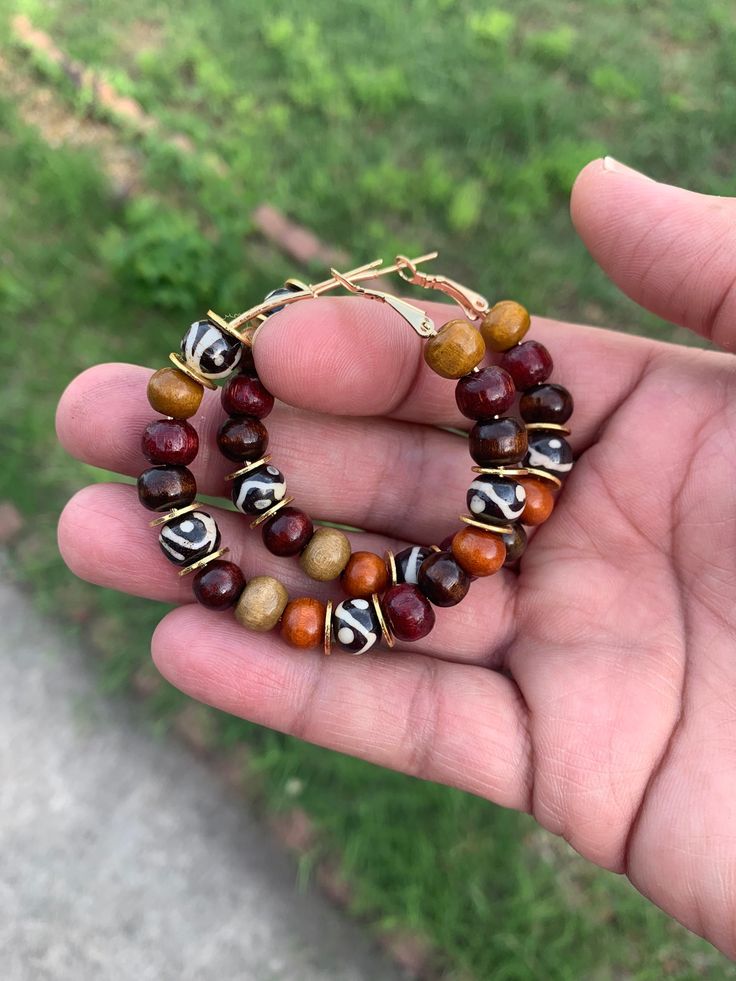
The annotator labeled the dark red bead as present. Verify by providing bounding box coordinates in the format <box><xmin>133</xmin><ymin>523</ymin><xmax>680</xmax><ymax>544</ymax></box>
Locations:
<box><xmin>261</xmin><ymin>506</ymin><xmax>314</xmax><ymax>557</ymax></box>
<box><xmin>438</xmin><ymin>534</ymin><xmax>455</xmax><ymax>552</ymax></box>
<box><xmin>501</xmin><ymin>524</ymin><xmax>528</xmax><ymax>567</ymax></box>
<box><xmin>500</xmin><ymin>340</ymin><xmax>553</xmax><ymax>390</ymax></box>
<box><xmin>382</xmin><ymin>584</ymin><xmax>436</xmax><ymax>642</ymax></box>
<box><xmin>221</xmin><ymin>373</ymin><xmax>274</xmax><ymax>419</ymax></box>
<box><xmin>137</xmin><ymin>465</ymin><xmax>196</xmax><ymax>512</ymax></box>
<box><xmin>238</xmin><ymin>346</ymin><xmax>256</xmax><ymax>374</ymax></box>
<box><xmin>141</xmin><ymin>418</ymin><xmax>199</xmax><ymax>466</ymax></box>
<box><xmin>417</xmin><ymin>552</ymin><xmax>471</xmax><ymax>607</ymax></box>
<box><xmin>216</xmin><ymin>417</ymin><xmax>269</xmax><ymax>462</ymax></box>
<box><xmin>469</xmin><ymin>417</ymin><xmax>527</xmax><ymax>466</ymax></box>
<box><xmin>192</xmin><ymin>560</ymin><xmax>245</xmax><ymax>610</ymax></box>
<box><xmin>455</xmin><ymin>366</ymin><xmax>516</xmax><ymax>420</ymax></box>
<box><xmin>520</xmin><ymin>383</ymin><xmax>573</xmax><ymax>424</ymax></box>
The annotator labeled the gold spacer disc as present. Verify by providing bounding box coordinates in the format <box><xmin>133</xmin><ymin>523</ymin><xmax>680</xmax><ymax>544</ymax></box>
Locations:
<box><xmin>324</xmin><ymin>599</ymin><xmax>333</xmax><ymax>656</ymax></box>
<box><xmin>248</xmin><ymin>496</ymin><xmax>294</xmax><ymax>529</ymax></box>
<box><xmin>430</xmin><ymin>544</ymin><xmax>442</xmax><ymax>553</ymax></box>
<box><xmin>524</xmin><ymin>422</ymin><xmax>571</xmax><ymax>434</ymax></box>
<box><xmin>384</xmin><ymin>549</ymin><xmax>397</xmax><ymax>587</ymax></box>
<box><xmin>225</xmin><ymin>455</ymin><xmax>272</xmax><ymax>481</ymax></box>
<box><xmin>168</xmin><ymin>352</ymin><xmax>217</xmax><ymax>391</ymax></box>
<box><xmin>371</xmin><ymin>593</ymin><xmax>395</xmax><ymax>649</ymax></box>
<box><xmin>206</xmin><ymin>308</ymin><xmax>245</xmax><ymax>343</ymax></box>
<box><xmin>471</xmin><ymin>466</ymin><xmax>529</xmax><ymax>477</ymax></box>
<box><xmin>149</xmin><ymin>501</ymin><xmax>204</xmax><ymax>527</ymax></box>
<box><xmin>459</xmin><ymin>514</ymin><xmax>514</xmax><ymax>536</ymax></box>
<box><xmin>523</xmin><ymin>467</ymin><xmax>563</xmax><ymax>489</ymax></box>
<box><xmin>284</xmin><ymin>278</ymin><xmax>314</xmax><ymax>295</ymax></box>
<box><xmin>178</xmin><ymin>546</ymin><xmax>230</xmax><ymax>577</ymax></box>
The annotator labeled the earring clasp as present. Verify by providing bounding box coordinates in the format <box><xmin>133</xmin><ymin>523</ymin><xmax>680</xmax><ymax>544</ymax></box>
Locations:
<box><xmin>395</xmin><ymin>254</ymin><xmax>489</xmax><ymax>321</ymax></box>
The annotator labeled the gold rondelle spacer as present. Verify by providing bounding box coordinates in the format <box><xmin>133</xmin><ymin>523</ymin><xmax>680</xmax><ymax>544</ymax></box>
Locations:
<box><xmin>471</xmin><ymin>466</ymin><xmax>529</xmax><ymax>476</ymax></box>
<box><xmin>523</xmin><ymin>467</ymin><xmax>563</xmax><ymax>489</ymax></box>
<box><xmin>459</xmin><ymin>514</ymin><xmax>514</xmax><ymax>536</ymax></box>
<box><xmin>149</xmin><ymin>501</ymin><xmax>204</xmax><ymax>527</ymax></box>
<box><xmin>371</xmin><ymin>593</ymin><xmax>395</xmax><ymax>649</ymax></box>
<box><xmin>249</xmin><ymin>496</ymin><xmax>295</xmax><ymax>528</ymax></box>
<box><xmin>524</xmin><ymin>422</ymin><xmax>571</xmax><ymax>434</ymax></box>
<box><xmin>384</xmin><ymin>549</ymin><xmax>397</xmax><ymax>587</ymax></box>
<box><xmin>430</xmin><ymin>544</ymin><xmax>442</xmax><ymax>553</ymax></box>
<box><xmin>168</xmin><ymin>352</ymin><xmax>217</xmax><ymax>391</ymax></box>
<box><xmin>178</xmin><ymin>546</ymin><xmax>230</xmax><ymax>577</ymax></box>
<box><xmin>225</xmin><ymin>455</ymin><xmax>272</xmax><ymax>481</ymax></box>
<box><xmin>324</xmin><ymin>599</ymin><xmax>333</xmax><ymax>656</ymax></box>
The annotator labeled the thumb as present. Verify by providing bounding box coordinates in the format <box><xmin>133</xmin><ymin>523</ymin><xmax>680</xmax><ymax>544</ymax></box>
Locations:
<box><xmin>571</xmin><ymin>156</ymin><xmax>736</xmax><ymax>352</ymax></box>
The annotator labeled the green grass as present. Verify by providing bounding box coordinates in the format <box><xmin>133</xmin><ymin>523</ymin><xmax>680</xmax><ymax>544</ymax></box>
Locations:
<box><xmin>1</xmin><ymin>0</ymin><xmax>736</xmax><ymax>976</ymax></box>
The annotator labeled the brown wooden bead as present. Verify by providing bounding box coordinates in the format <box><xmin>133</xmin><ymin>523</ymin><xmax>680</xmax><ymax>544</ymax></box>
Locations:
<box><xmin>137</xmin><ymin>465</ymin><xmax>196</xmax><ymax>512</ymax></box>
<box><xmin>480</xmin><ymin>300</ymin><xmax>530</xmax><ymax>352</ymax></box>
<box><xmin>500</xmin><ymin>524</ymin><xmax>527</xmax><ymax>566</ymax></box>
<box><xmin>417</xmin><ymin>552</ymin><xmax>471</xmax><ymax>607</ymax></box>
<box><xmin>299</xmin><ymin>527</ymin><xmax>352</xmax><ymax>582</ymax></box>
<box><xmin>147</xmin><ymin>367</ymin><xmax>203</xmax><ymax>419</ymax></box>
<box><xmin>423</xmin><ymin>319</ymin><xmax>485</xmax><ymax>379</ymax></box>
<box><xmin>192</xmin><ymin>560</ymin><xmax>245</xmax><ymax>610</ymax></box>
<box><xmin>262</xmin><ymin>506</ymin><xmax>314</xmax><ymax>557</ymax></box>
<box><xmin>519</xmin><ymin>477</ymin><xmax>555</xmax><ymax>526</ymax></box>
<box><xmin>451</xmin><ymin>527</ymin><xmax>506</xmax><ymax>577</ymax></box>
<box><xmin>341</xmin><ymin>551</ymin><xmax>388</xmax><ymax>599</ymax></box>
<box><xmin>519</xmin><ymin>383</ymin><xmax>573</xmax><ymax>425</ymax></box>
<box><xmin>469</xmin><ymin>417</ymin><xmax>527</xmax><ymax>466</ymax></box>
<box><xmin>280</xmin><ymin>597</ymin><xmax>325</xmax><ymax>649</ymax></box>
<box><xmin>235</xmin><ymin>576</ymin><xmax>289</xmax><ymax>632</ymax></box>
<box><xmin>216</xmin><ymin>417</ymin><xmax>269</xmax><ymax>462</ymax></box>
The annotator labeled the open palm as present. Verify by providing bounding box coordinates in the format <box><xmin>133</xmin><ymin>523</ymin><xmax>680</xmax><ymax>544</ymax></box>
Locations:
<box><xmin>57</xmin><ymin>159</ymin><xmax>736</xmax><ymax>957</ymax></box>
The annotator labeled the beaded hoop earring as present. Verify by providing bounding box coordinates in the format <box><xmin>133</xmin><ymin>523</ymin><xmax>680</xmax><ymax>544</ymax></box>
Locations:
<box><xmin>137</xmin><ymin>253</ymin><xmax>574</xmax><ymax>656</ymax></box>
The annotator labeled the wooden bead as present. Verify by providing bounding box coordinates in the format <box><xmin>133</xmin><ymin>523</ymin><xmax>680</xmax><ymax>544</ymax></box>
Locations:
<box><xmin>455</xmin><ymin>366</ymin><xmax>515</xmax><ymax>420</ymax></box>
<box><xmin>500</xmin><ymin>341</ymin><xmax>553</xmax><ymax>390</ymax></box>
<box><xmin>469</xmin><ymin>417</ymin><xmax>527</xmax><ymax>466</ymax></box>
<box><xmin>451</xmin><ymin>527</ymin><xmax>506</xmax><ymax>577</ymax></box>
<box><xmin>299</xmin><ymin>527</ymin><xmax>351</xmax><ymax>582</ymax></box>
<box><xmin>341</xmin><ymin>551</ymin><xmax>388</xmax><ymax>599</ymax></box>
<box><xmin>280</xmin><ymin>597</ymin><xmax>325</xmax><ymax>649</ymax></box>
<box><xmin>137</xmin><ymin>465</ymin><xmax>196</xmax><ymax>512</ymax></box>
<box><xmin>221</xmin><ymin>373</ymin><xmax>275</xmax><ymax>419</ymax></box>
<box><xmin>417</xmin><ymin>552</ymin><xmax>471</xmax><ymax>607</ymax></box>
<box><xmin>519</xmin><ymin>477</ymin><xmax>555</xmax><ymax>526</ymax></box>
<box><xmin>147</xmin><ymin>367</ymin><xmax>203</xmax><ymax>419</ymax></box>
<box><xmin>262</xmin><ymin>506</ymin><xmax>314</xmax><ymax>557</ymax></box>
<box><xmin>382</xmin><ymin>584</ymin><xmax>435</xmax><ymax>642</ymax></box>
<box><xmin>235</xmin><ymin>576</ymin><xmax>289</xmax><ymax>632</ymax></box>
<box><xmin>192</xmin><ymin>560</ymin><xmax>245</xmax><ymax>610</ymax></box>
<box><xmin>423</xmin><ymin>319</ymin><xmax>485</xmax><ymax>379</ymax></box>
<box><xmin>141</xmin><ymin>418</ymin><xmax>199</xmax><ymax>466</ymax></box>
<box><xmin>500</xmin><ymin>524</ymin><xmax>527</xmax><ymax>566</ymax></box>
<box><xmin>520</xmin><ymin>383</ymin><xmax>573</xmax><ymax>425</ymax></box>
<box><xmin>217</xmin><ymin>417</ymin><xmax>269</xmax><ymax>462</ymax></box>
<box><xmin>480</xmin><ymin>300</ymin><xmax>530</xmax><ymax>352</ymax></box>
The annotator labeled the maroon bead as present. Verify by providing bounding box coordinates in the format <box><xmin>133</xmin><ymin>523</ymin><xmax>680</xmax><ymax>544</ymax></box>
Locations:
<box><xmin>500</xmin><ymin>340</ymin><xmax>553</xmax><ymax>390</ymax></box>
<box><xmin>221</xmin><ymin>373</ymin><xmax>274</xmax><ymax>419</ymax></box>
<box><xmin>417</xmin><ymin>552</ymin><xmax>471</xmax><ymax>607</ymax></box>
<box><xmin>216</xmin><ymin>417</ymin><xmax>269</xmax><ymax>462</ymax></box>
<box><xmin>238</xmin><ymin>346</ymin><xmax>256</xmax><ymax>374</ymax></box>
<box><xmin>501</xmin><ymin>524</ymin><xmax>527</xmax><ymax>567</ymax></box>
<box><xmin>382</xmin><ymin>584</ymin><xmax>436</xmax><ymax>642</ymax></box>
<box><xmin>438</xmin><ymin>534</ymin><xmax>455</xmax><ymax>552</ymax></box>
<box><xmin>520</xmin><ymin>383</ymin><xmax>573</xmax><ymax>424</ymax></box>
<box><xmin>192</xmin><ymin>560</ymin><xmax>245</xmax><ymax>610</ymax></box>
<box><xmin>137</xmin><ymin>465</ymin><xmax>196</xmax><ymax>512</ymax></box>
<box><xmin>261</xmin><ymin>506</ymin><xmax>314</xmax><ymax>557</ymax></box>
<box><xmin>141</xmin><ymin>418</ymin><xmax>199</xmax><ymax>466</ymax></box>
<box><xmin>469</xmin><ymin>417</ymin><xmax>527</xmax><ymax>466</ymax></box>
<box><xmin>455</xmin><ymin>366</ymin><xmax>516</xmax><ymax>420</ymax></box>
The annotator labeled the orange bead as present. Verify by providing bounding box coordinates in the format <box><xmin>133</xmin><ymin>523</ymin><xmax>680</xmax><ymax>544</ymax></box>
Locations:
<box><xmin>451</xmin><ymin>526</ymin><xmax>506</xmax><ymax>577</ymax></box>
<box><xmin>341</xmin><ymin>551</ymin><xmax>389</xmax><ymax>599</ymax></box>
<box><xmin>519</xmin><ymin>477</ymin><xmax>555</xmax><ymax>526</ymax></box>
<box><xmin>280</xmin><ymin>597</ymin><xmax>325</xmax><ymax>649</ymax></box>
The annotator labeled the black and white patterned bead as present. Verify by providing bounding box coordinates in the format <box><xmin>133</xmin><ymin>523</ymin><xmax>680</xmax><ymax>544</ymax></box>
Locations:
<box><xmin>159</xmin><ymin>510</ymin><xmax>220</xmax><ymax>566</ymax></box>
<box><xmin>467</xmin><ymin>475</ymin><xmax>526</xmax><ymax>524</ymax></box>
<box><xmin>333</xmin><ymin>598</ymin><xmax>381</xmax><ymax>655</ymax></box>
<box><xmin>180</xmin><ymin>319</ymin><xmax>242</xmax><ymax>380</ymax></box>
<box><xmin>232</xmin><ymin>464</ymin><xmax>286</xmax><ymax>515</ymax></box>
<box><xmin>263</xmin><ymin>282</ymin><xmax>303</xmax><ymax>316</ymax></box>
<box><xmin>524</xmin><ymin>431</ymin><xmax>573</xmax><ymax>478</ymax></box>
<box><xmin>395</xmin><ymin>546</ymin><xmax>434</xmax><ymax>585</ymax></box>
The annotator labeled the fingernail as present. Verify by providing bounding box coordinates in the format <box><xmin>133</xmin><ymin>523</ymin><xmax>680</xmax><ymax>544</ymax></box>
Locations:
<box><xmin>603</xmin><ymin>156</ymin><xmax>653</xmax><ymax>180</ymax></box>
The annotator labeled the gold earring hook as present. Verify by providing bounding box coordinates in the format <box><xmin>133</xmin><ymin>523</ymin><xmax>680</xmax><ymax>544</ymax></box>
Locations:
<box><xmin>394</xmin><ymin>254</ymin><xmax>489</xmax><ymax>321</ymax></box>
<box><xmin>329</xmin><ymin>268</ymin><xmax>437</xmax><ymax>338</ymax></box>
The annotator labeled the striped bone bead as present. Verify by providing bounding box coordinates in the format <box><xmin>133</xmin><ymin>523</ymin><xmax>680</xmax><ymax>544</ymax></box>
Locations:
<box><xmin>394</xmin><ymin>546</ymin><xmax>434</xmax><ymax>585</ymax></box>
<box><xmin>159</xmin><ymin>510</ymin><xmax>220</xmax><ymax>566</ymax></box>
<box><xmin>232</xmin><ymin>463</ymin><xmax>286</xmax><ymax>515</ymax></box>
<box><xmin>466</xmin><ymin>475</ymin><xmax>526</xmax><ymax>524</ymax></box>
<box><xmin>333</xmin><ymin>598</ymin><xmax>382</xmax><ymax>655</ymax></box>
<box><xmin>524</xmin><ymin>431</ymin><xmax>573</xmax><ymax>479</ymax></box>
<box><xmin>180</xmin><ymin>319</ymin><xmax>242</xmax><ymax>381</ymax></box>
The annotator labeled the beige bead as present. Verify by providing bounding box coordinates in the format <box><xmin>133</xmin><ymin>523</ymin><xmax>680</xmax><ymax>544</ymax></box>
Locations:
<box><xmin>234</xmin><ymin>576</ymin><xmax>288</xmax><ymax>632</ymax></box>
<box><xmin>480</xmin><ymin>300</ymin><xmax>530</xmax><ymax>352</ymax></box>
<box><xmin>423</xmin><ymin>318</ymin><xmax>485</xmax><ymax>379</ymax></box>
<box><xmin>299</xmin><ymin>527</ymin><xmax>352</xmax><ymax>581</ymax></box>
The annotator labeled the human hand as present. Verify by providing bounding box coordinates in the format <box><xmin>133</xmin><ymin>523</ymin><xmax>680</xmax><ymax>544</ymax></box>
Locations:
<box><xmin>56</xmin><ymin>157</ymin><xmax>736</xmax><ymax>957</ymax></box>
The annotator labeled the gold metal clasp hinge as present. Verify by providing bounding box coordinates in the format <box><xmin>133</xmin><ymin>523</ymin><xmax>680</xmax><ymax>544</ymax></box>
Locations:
<box><xmin>395</xmin><ymin>254</ymin><xmax>489</xmax><ymax>321</ymax></box>
<box><xmin>329</xmin><ymin>268</ymin><xmax>437</xmax><ymax>338</ymax></box>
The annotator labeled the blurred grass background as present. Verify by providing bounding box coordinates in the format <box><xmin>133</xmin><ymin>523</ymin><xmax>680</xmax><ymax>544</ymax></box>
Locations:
<box><xmin>1</xmin><ymin>0</ymin><xmax>735</xmax><ymax>977</ymax></box>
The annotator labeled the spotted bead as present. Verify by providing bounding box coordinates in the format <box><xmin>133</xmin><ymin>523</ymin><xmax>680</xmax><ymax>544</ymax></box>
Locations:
<box><xmin>524</xmin><ymin>431</ymin><xmax>574</xmax><ymax>478</ymax></box>
<box><xmin>394</xmin><ymin>546</ymin><xmax>434</xmax><ymax>585</ymax></box>
<box><xmin>232</xmin><ymin>463</ymin><xmax>286</xmax><ymax>515</ymax></box>
<box><xmin>333</xmin><ymin>598</ymin><xmax>382</xmax><ymax>655</ymax></box>
<box><xmin>159</xmin><ymin>510</ymin><xmax>220</xmax><ymax>566</ymax></box>
<box><xmin>466</xmin><ymin>475</ymin><xmax>526</xmax><ymax>524</ymax></box>
<box><xmin>180</xmin><ymin>319</ymin><xmax>242</xmax><ymax>381</ymax></box>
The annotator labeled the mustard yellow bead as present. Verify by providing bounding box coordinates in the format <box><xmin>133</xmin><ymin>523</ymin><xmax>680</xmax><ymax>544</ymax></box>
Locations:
<box><xmin>423</xmin><ymin>319</ymin><xmax>485</xmax><ymax>379</ymax></box>
<box><xmin>299</xmin><ymin>527</ymin><xmax>352</xmax><ymax>582</ymax></box>
<box><xmin>147</xmin><ymin>367</ymin><xmax>203</xmax><ymax>419</ymax></box>
<box><xmin>480</xmin><ymin>300</ymin><xmax>531</xmax><ymax>352</ymax></box>
<box><xmin>234</xmin><ymin>575</ymin><xmax>289</xmax><ymax>632</ymax></box>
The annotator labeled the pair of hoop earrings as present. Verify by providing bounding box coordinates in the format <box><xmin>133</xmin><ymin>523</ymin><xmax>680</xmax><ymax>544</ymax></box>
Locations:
<box><xmin>137</xmin><ymin>253</ymin><xmax>574</xmax><ymax>656</ymax></box>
